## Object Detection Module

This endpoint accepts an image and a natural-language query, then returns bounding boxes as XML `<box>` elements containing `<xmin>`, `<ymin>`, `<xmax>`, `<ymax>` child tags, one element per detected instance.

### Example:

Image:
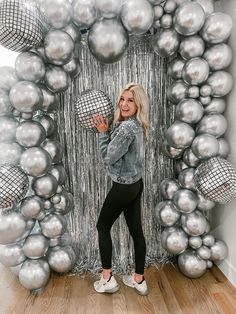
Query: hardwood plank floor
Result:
<box><xmin>0</xmin><ymin>263</ymin><xmax>236</xmax><ymax>314</ymax></box>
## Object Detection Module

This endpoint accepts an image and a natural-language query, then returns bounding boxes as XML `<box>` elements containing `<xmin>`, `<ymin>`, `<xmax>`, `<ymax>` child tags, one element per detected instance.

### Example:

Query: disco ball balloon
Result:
<box><xmin>194</xmin><ymin>157</ymin><xmax>236</xmax><ymax>203</ymax></box>
<box><xmin>75</xmin><ymin>89</ymin><xmax>113</xmax><ymax>131</ymax></box>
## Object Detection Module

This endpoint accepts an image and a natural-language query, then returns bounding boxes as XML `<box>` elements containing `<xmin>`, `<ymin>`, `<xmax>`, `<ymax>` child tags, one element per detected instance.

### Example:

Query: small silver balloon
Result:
<box><xmin>0</xmin><ymin>116</ymin><xmax>18</xmax><ymax>142</ymax></box>
<box><xmin>167</xmin><ymin>80</ymin><xmax>188</xmax><ymax>104</ymax></box>
<box><xmin>40</xmin><ymin>85</ymin><xmax>59</xmax><ymax>112</ymax></box>
<box><xmin>195</xmin><ymin>0</ymin><xmax>214</xmax><ymax>16</ymax></box>
<box><xmin>160</xmin><ymin>179</ymin><xmax>181</xmax><ymax>200</ymax></box>
<box><xmin>39</xmin><ymin>213</ymin><xmax>67</xmax><ymax>238</ymax></box>
<box><xmin>179</xmin><ymin>36</ymin><xmax>205</xmax><ymax>60</ymax></box>
<box><xmin>19</xmin><ymin>259</ymin><xmax>50</xmax><ymax>291</ymax></box>
<box><xmin>200</xmin><ymin>96</ymin><xmax>211</xmax><ymax>106</ymax></box>
<box><xmin>202</xmin><ymin>234</ymin><xmax>215</xmax><ymax>247</ymax></box>
<box><xmin>72</xmin><ymin>0</ymin><xmax>97</xmax><ymax>29</ymax></box>
<box><xmin>175</xmin><ymin>98</ymin><xmax>204</xmax><ymax>124</ymax></box>
<box><xmin>155</xmin><ymin>201</ymin><xmax>180</xmax><ymax>226</ymax></box>
<box><xmin>178</xmin><ymin>250</ymin><xmax>207</xmax><ymax>278</ymax></box>
<box><xmin>153</xmin><ymin>5</ymin><xmax>164</xmax><ymax>20</ymax></box>
<box><xmin>181</xmin><ymin>210</ymin><xmax>208</xmax><ymax>236</ymax></box>
<box><xmin>41</xmin><ymin>0</ymin><xmax>72</xmax><ymax>29</ymax></box>
<box><xmin>207</xmin><ymin>71</ymin><xmax>233</xmax><ymax>97</ymax></box>
<box><xmin>32</xmin><ymin>174</ymin><xmax>58</xmax><ymax>199</ymax></box>
<box><xmin>200</xmin><ymin>85</ymin><xmax>212</xmax><ymax>97</ymax></box>
<box><xmin>161</xmin><ymin>226</ymin><xmax>188</xmax><ymax>255</ymax></box>
<box><xmin>183</xmin><ymin>148</ymin><xmax>200</xmax><ymax>167</ymax></box>
<box><xmin>23</xmin><ymin>234</ymin><xmax>49</xmax><ymax>259</ymax></box>
<box><xmin>164</xmin><ymin>0</ymin><xmax>177</xmax><ymax>13</ymax></box>
<box><xmin>0</xmin><ymin>66</ymin><xmax>18</xmax><ymax>91</ymax></box>
<box><xmin>153</xmin><ymin>29</ymin><xmax>179</xmax><ymax>58</ymax></box>
<box><xmin>47</xmin><ymin>245</ymin><xmax>76</xmax><ymax>273</ymax></box>
<box><xmin>168</xmin><ymin>57</ymin><xmax>185</xmax><ymax>80</ymax></box>
<box><xmin>0</xmin><ymin>243</ymin><xmax>26</xmax><ymax>267</ymax></box>
<box><xmin>203</xmin><ymin>44</ymin><xmax>233</xmax><ymax>71</ymax></box>
<box><xmin>189</xmin><ymin>236</ymin><xmax>202</xmax><ymax>249</ymax></box>
<box><xmin>10</xmin><ymin>262</ymin><xmax>23</xmax><ymax>276</ymax></box>
<box><xmin>174</xmin><ymin>2</ymin><xmax>205</xmax><ymax>36</ymax></box>
<box><xmin>191</xmin><ymin>134</ymin><xmax>219</xmax><ymax>159</ymax></box>
<box><xmin>197</xmin><ymin>245</ymin><xmax>211</xmax><ymax>260</ymax></box>
<box><xmin>33</xmin><ymin>114</ymin><xmax>56</xmax><ymax>137</ymax></box>
<box><xmin>0</xmin><ymin>142</ymin><xmax>23</xmax><ymax>166</ymax></box>
<box><xmin>182</xmin><ymin>58</ymin><xmax>209</xmax><ymax>86</ymax></box>
<box><xmin>63</xmin><ymin>57</ymin><xmax>81</xmax><ymax>79</ymax></box>
<box><xmin>45</xmin><ymin>66</ymin><xmax>71</xmax><ymax>93</ymax></box>
<box><xmin>207</xmin><ymin>260</ymin><xmax>213</xmax><ymax>268</ymax></box>
<box><xmin>21</xmin><ymin>196</ymin><xmax>45</xmax><ymax>220</ymax></box>
<box><xmin>196</xmin><ymin>114</ymin><xmax>227</xmax><ymax>138</ymax></box>
<box><xmin>174</xmin><ymin>159</ymin><xmax>189</xmax><ymax>174</ymax></box>
<box><xmin>162</xmin><ymin>141</ymin><xmax>184</xmax><ymax>159</ymax></box>
<box><xmin>95</xmin><ymin>0</ymin><xmax>122</xmax><ymax>18</ymax></box>
<box><xmin>41</xmin><ymin>139</ymin><xmax>63</xmax><ymax>164</ymax></box>
<box><xmin>160</xmin><ymin>14</ymin><xmax>173</xmax><ymax>29</ymax></box>
<box><xmin>173</xmin><ymin>188</ymin><xmax>198</xmax><ymax>213</ymax></box>
<box><xmin>218</xmin><ymin>138</ymin><xmax>230</xmax><ymax>158</ymax></box>
<box><xmin>187</xmin><ymin>86</ymin><xmax>199</xmax><ymax>99</ymax></box>
<box><xmin>165</xmin><ymin>121</ymin><xmax>195</xmax><ymax>149</ymax></box>
<box><xmin>49</xmin><ymin>164</ymin><xmax>67</xmax><ymax>185</ymax></box>
<box><xmin>54</xmin><ymin>190</ymin><xmax>74</xmax><ymax>215</ymax></box>
<box><xmin>178</xmin><ymin>168</ymin><xmax>196</xmax><ymax>191</ymax></box>
<box><xmin>210</xmin><ymin>240</ymin><xmax>228</xmax><ymax>261</ymax></box>
<box><xmin>16</xmin><ymin>121</ymin><xmax>46</xmax><ymax>147</ymax></box>
<box><xmin>204</xmin><ymin>98</ymin><xmax>226</xmax><ymax>114</ymax></box>
<box><xmin>63</xmin><ymin>23</ymin><xmax>81</xmax><ymax>43</ymax></box>
<box><xmin>197</xmin><ymin>193</ymin><xmax>215</xmax><ymax>211</ymax></box>
<box><xmin>0</xmin><ymin>88</ymin><xmax>13</xmax><ymax>116</ymax></box>
<box><xmin>20</xmin><ymin>147</ymin><xmax>52</xmax><ymax>177</ymax></box>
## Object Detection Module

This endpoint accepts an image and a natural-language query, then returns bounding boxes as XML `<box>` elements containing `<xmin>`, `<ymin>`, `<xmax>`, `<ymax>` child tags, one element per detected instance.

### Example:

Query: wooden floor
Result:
<box><xmin>1</xmin><ymin>264</ymin><xmax>236</xmax><ymax>314</ymax></box>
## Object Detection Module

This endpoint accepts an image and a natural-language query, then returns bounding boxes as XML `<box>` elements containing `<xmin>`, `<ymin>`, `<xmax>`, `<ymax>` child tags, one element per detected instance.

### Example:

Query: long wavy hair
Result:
<box><xmin>113</xmin><ymin>83</ymin><xmax>149</xmax><ymax>140</ymax></box>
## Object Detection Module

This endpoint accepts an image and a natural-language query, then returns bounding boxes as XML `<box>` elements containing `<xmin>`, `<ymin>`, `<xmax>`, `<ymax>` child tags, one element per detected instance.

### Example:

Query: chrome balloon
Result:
<box><xmin>197</xmin><ymin>193</ymin><xmax>215</xmax><ymax>211</ymax></box>
<box><xmin>0</xmin><ymin>66</ymin><xmax>18</xmax><ymax>91</ymax></box>
<box><xmin>182</xmin><ymin>58</ymin><xmax>209</xmax><ymax>86</ymax></box>
<box><xmin>173</xmin><ymin>188</ymin><xmax>198</xmax><ymax>213</ymax></box>
<box><xmin>207</xmin><ymin>71</ymin><xmax>233</xmax><ymax>97</ymax></box>
<box><xmin>174</xmin><ymin>159</ymin><xmax>189</xmax><ymax>174</ymax></box>
<box><xmin>178</xmin><ymin>168</ymin><xmax>196</xmax><ymax>191</ymax></box>
<box><xmin>153</xmin><ymin>29</ymin><xmax>179</xmax><ymax>58</ymax></box>
<box><xmin>164</xmin><ymin>0</ymin><xmax>177</xmax><ymax>13</ymax></box>
<box><xmin>202</xmin><ymin>234</ymin><xmax>215</xmax><ymax>247</ymax></box>
<box><xmin>204</xmin><ymin>98</ymin><xmax>226</xmax><ymax>114</ymax></box>
<box><xmin>182</xmin><ymin>148</ymin><xmax>200</xmax><ymax>167</ymax></box>
<box><xmin>153</xmin><ymin>5</ymin><xmax>164</xmax><ymax>21</ymax></box>
<box><xmin>160</xmin><ymin>14</ymin><xmax>173</xmax><ymax>29</ymax></box>
<box><xmin>0</xmin><ymin>88</ymin><xmax>13</xmax><ymax>116</ymax></box>
<box><xmin>41</xmin><ymin>139</ymin><xmax>63</xmax><ymax>164</ymax></box>
<box><xmin>47</xmin><ymin>245</ymin><xmax>76</xmax><ymax>273</ymax></box>
<box><xmin>186</xmin><ymin>86</ymin><xmax>199</xmax><ymax>99</ymax></box>
<box><xmin>162</xmin><ymin>140</ymin><xmax>184</xmax><ymax>159</ymax></box>
<box><xmin>191</xmin><ymin>134</ymin><xmax>219</xmax><ymax>159</ymax></box>
<box><xmin>178</xmin><ymin>250</ymin><xmax>207</xmax><ymax>278</ymax></box>
<box><xmin>21</xmin><ymin>196</ymin><xmax>45</xmax><ymax>220</ymax></box>
<box><xmin>95</xmin><ymin>0</ymin><xmax>122</xmax><ymax>18</ymax></box>
<box><xmin>16</xmin><ymin>121</ymin><xmax>46</xmax><ymax>147</ymax></box>
<box><xmin>181</xmin><ymin>210</ymin><xmax>208</xmax><ymax>236</ymax></box>
<box><xmin>40</xmin><ymin>86</ymin><xmax>59</xmax><ymax>112</ymax></box>
<box><xmin>200</xmin><ymin>85</ymin><xmax>212</xmax><ymax>97</ymax></box>
<box><xmin>39</xmin><ymin>213</ymin><xmax>67</xmax><ymax>238</ymax></box>
<box><xmin>0</xmin><ymin>243</ymin><xmax>26</xmax><ymax>267</ymax></box>
<box><xmin>49</xmin><ymin>164</ymin><xmax>67</xmax><ymax>185</ymax></box>
<box><xmin>63</xmin><ymin>57</ymin><xmax>81</xmax><ymax>79</ymax></box>
<box><xmin>218</xmin><ymin>138</ymin><xmax>230</xmax><ymax>158</ymax></box>
<box><xmin>167</xmin><ymin>80</ymin><xmax>188</xmax><ymax>104</ymax></box>
<box><xmin>45</xmin><ymin>66</ymin><xmax>71</xmax><ymax>93</ymax></box>
<box><xmin>160</xmin><ymin>179</ymin><xmax>180</xmax><ymax>200</ymax></box>
<box><xmin>32</xmin><ymin>174</ymin><xmax>58</xmax><ymax>199</ymax></box>
<box><xmin>33</xmin><ymin>114</ymin><xmax>56</xmax><ymax>137</ymax></box>
<box><xmin>54</xmin><ymin>190</ymin><xmax>74</xmax><ymax>215</ymax></box>
<box><xmin>161</xmin><ymin>226</ymin><xmax>188</xmax><ymax>255</ymax></box>
<box><xmin>0</xmin><ymin>142</ymin><xmax>23</xmax><ymax>166</ymax></box>
<box><xmin>196</xmin><ymin>114</ymin><xmax>228</xmax><ymax>138</ymax></box>
<box><xmin>210</xmin><ymin>240</ymin><xmax>228</xmax><ymax>261</ymax></box>
<box><xmin>23</xmin><ymin>234</ymin><xmax>49</xmax><ymax>259</ymax></box>
<box><xmin>155</xmin><ymin>201</ymin><xmax>180</xmax><ymax>226</ymax></box>
<box><xmin>63</xmin><ymin>23</ymin><xmax>81</xmax><ymax>43</ymax></box>
<box><xmin>41</xmin><ymin>0</ymin><xmax>72</xmax><ymax>29</ymax></box>
<box><xmin>195</xmin><ymin>0</ymin><xmax>214</xmax><ymax>16</ymax></box>
<box><xmin>165</xmin><ymin>121</ymin><xmax>195</xmax><ymax>149</ymax></box>
<box><xmin>189</xmin><ymin>236</ymin><xmax>202</xmax><ymax>249</ymax></box>
<box><xmin>168</xmin><ymin>57</ymin><xmax>185</xmax><ymax>80</ymax></box>
<box><xmin>0</xmin><ymin>116</ymin><xmax>18</xmax><ymax>142</ymax></box>
<box><xmin>72</xmin><ymin>0</ymin><xmax>97</xmax><ymax>29</ymax></box>
<box><xmin>175</xmin><ymin>98</ymin><xmax>204</xmax><ymax>124</ymax></box>
<box><xmin>197</xmin><ymin>245</ymin><xmax>211</xmax><ymax>260</ymax></box>
<box><xmin>203</xmin><ymin>44</ymin><xmax>233</xmax><ymax>71</ymax></box>
<box><xmin>179</xmin><ymin>36</ymin><xmax>205</xmax><ymax>60</ymax></box>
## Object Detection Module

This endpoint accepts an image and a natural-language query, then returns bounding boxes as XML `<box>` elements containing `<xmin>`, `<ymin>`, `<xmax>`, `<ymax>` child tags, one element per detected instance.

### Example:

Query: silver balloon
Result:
<box><xmin>9</xmin><ymin>81</ymin><xmax>43</xmax><ymax>113</ymax></box>
<box><xmin>88</xmin><ymin>19</ymin><xmax>129</xmax><ymax>64</ymax></box>
<box><xmin>201</xmin><ymin>13</ymin><xmax>233</xmax><ymax>44</ymax></box>
<box><xmin>49</xmin><ymin>237</ymin><xmax>60</xmax><ymax>247</ymax></box>
<box><xmin>196</xmin><ymin>114</ymin><xmax>227</xmax><ymax>138</ymax></box>
<box><xmin>174</xmin><ymin>0</ymin><xmax>191</xmax><ymax>6</ymax></box>
<box><xmin>168</xmin><ymin>57</ymin><xmax>185</xmax><ymax>80</ymax></box>
<box><xmin>10</xmin><ymin>262</ymin><xmax>23</xmax><ymax>276</ymax></box>
<box><xmin>63</xmin><ymin>23</ymin><xmax>81</xmax><ymax>43</ymax></box>
<box><xmin>41</xmin><ymin>139</ymin><xmax>63</xmax><ymax>164</ymax></box>
<box><xmin>40</xmin><ymin>85</ymin><xmax>59</xmax><ymax>112</ymax></box>
<box><xmin>218</xmin><ymin>138</ymin><xmax>230</xmax><ymax>158</ymax></box>
<box><xmin>47</xmin><ymin>245</ymin><xmax>76</xmax><ymax>273</ymax></box>
<box><xmin>54</xmin><ymin>190</ymin><xmax>74</xmax><ymax>215</ymax></box>
<box><xmin>45</xmin><ymin>65</ymin><xmax>71</xmax><ymax>93</ymax></box>
<box><xmin>181</xmin><ymin>210</ymin><xmax>208</xmax><ymax>236</ymax></box>
<box><xmin>199</xmin><ymin>96</ymin><xmax>211</xmax><ymax>106</ymax></box>
<box><xmin>63</xmin><ymin>57</ymin><xmax>81</xmax><ymax>79</ymax></box>
<box><xmin>210</xmin><ymin>240</ymin><xmax>228</xmax><ymax>261</ymax></box>
<box><xmin>0</xmin><ymin>142</ymin><xmax>23</xmax><ymax>166</ymax></box>
<box><xmin>161</xmin><ymin>226</ymin><xmax>188</xmax><ymax>255</ymax></box>
<box><xmin>51</xmin><ymin>194</ymin><xmax>61</xmax><ymax>205</ymax></box>
<box><xmin>202</xmin><ymin>234</ymin><xmax>215</xmax><ymax>247</ymax></box>
<box><xmin>0</xmin><ymin>66</ymin><xmax>18</xmax><ymax>91</ymax></box>
<box><xmin>207</xmin><ymin>260</ymin><xmax>213</xmax><ymax>268</ymax></box>
<box><xmin>164</xmin><ymin>0</ymin><xmax>177</xmax><ymax>13</ymax></box>
<box><xmin>41</xmin><ymin>0</ymin><xmax>72</xmax><ymax>29</ymax></box>
<box><xmin>167</xmin><ymin>80</ymin><xmax>188</xmax><ymax>104</ymax></box>
<box><xmin>174</xmin><ymin>2</ymin><xmax>205</xmax><ymax>36</ymax></box>
<box><xmin>44</xmin><ymin>30</ymin><xmax>74</xmax><ymax>66</ymax></box>
<box><xmin>39</xmin><ymin>213</ymin><xmax>67</xmax><ymax>238</ymax></box>
<box><xmin>178</xmin><ymin>168</ymin><xmax>196</xmax><ymax>191</ymax></box>
<box><xmin>19</xmin><ymin>259</ymin><xmax>50</xmax><ymax>290</ymax></box>
<box><xmin>189</xmin><ymin>236</ymin><xmax>202</xmax><ymax>249</ymax></box>
<box><xmin>121</xmin><ymin>0</ymin><xmax>154</xmax><ymax>35</ymax></box>
<box><xmin>20</xmin><ymin>147</ymin><xmax>52</xmax><ymax>177</ymax></box>
<box><xmin>155</xmin><ymin>201</ymin><xmax>180</xmax><ymax>226</ymax></box>
<box><xmin>173</xmin><ymin>189</ymin><xmax>198</xmax><ymax>213</ymax></box>
<box><xmin>200</xmin><ymin>85</ymin><xmax>212</xmax><ymax>97</ymax></box>
<box><xmin>195</xmin><ymin>0</ymin><xmax>214</xmax><ymax>16</ymax></box>
<box><xmin>162</xmin><ymin>141</ymin><xmax>184</xmax><ymax>159</ymax></box>
<box><xmin>197</xmin><ymin>193</ymin><xmax>215</xmax><ymax>211</ymax></box>
<box><xmin>32</xmin><ymin>174</ymin><xmax>58</xmax><ymax>199</ymax></box>
<box><xmin>15</xmin><ymin>52</ymin><xmax>45</xmax><ymax>83</ymax></box>
<box><xmin>16</xmin><ymin>121</ymin><xmax>46</xmax><ymax>147</ymax></box>
<box><xmin>0</xmin><ymin>88</ymin><xmax>13</xmax><ymax>116</ymax></box>
<box><xmin>165</xmin><ymin>121</ymin><xmax>195</xmax><ymax>149</ymax></box>
<box><xmin>0</xmin><ymin>116</ymin><xmax>18</xmax><ymax>142</ymax></box>
<box><xmin>21</xmin><ymin>196</ymin><xmax>45</xmax><ymax>220</ymax></box>
<box><xmin>23</xmin><ymin>234</ymin><xmax>49</xmax><ymax>259</ymax></box>
<box><xmin>178</xmin><ymin>250</ymin><xmax>207</xmax><ymax>278</ymax></box>
<box><xmin>153</xmin><ymin>29</ymin><xmax>179</xmax><ymax>58</ymax></box>
<box><xmin>147</xmin><ymin>0</ymin><xmax>162</xmax><ymax>4</ymax></box>
<box><xmin>191</xmin><ymin>134</ymin><xmax>219</xmax><ymax>159</ymax></box>
<box><xmin>49</xmin><ymin>164</ymin><xmax>67</xmax><ymax>185</ymax></box>
<box><xmin>179</xmin><ymin>36</ymin><xmax>205</xmax><ymax>60</ymax></box>
<box><xmin>182</xmin><ymin>58</ymin><xmax>209</xmax><ymax>86</ymax></box>
<box><xmin>0</xmin><ymin>243</ymin><xmax>26</xmax><ymax>267</ymax></box>
<box><xmin>183</xmin><ymin>148</ymin><xmax>200</xmax><ymax>167</ymax></box>
<box><xmin>95</xmin><ymin>0</ymin><xmax>122</xmax><ymax>18</ymax></box>
<box><xmin>175</xmin><ymin>98</ymin><xmax>204</xmax><ymax>124</ymax></box>
<box><xmin>160</xmin><ymin>14</ymin><xmax>173</xmax><ymax>29</ymax></box>
<box><xmin>207</xmin><ymin>71</ymin><xmax>233</xmax><ymax>97</ymax></box>
<box><xmin>174</xmin><ymin>159</ymin><xmax>189</xmax><ymax>174</ymax></box>
<box><xmin>203</xmin><ymin>44</ymin><xmax>232</xmax><ymax>71</ymax></box>
<box><xmin>0</xmin><ymin>212</ymin><xmax>34</xmax><ymax>245</ymax></box>
<box><xmin>197</xmin><ymin>245</ymin><xmax>211</xmax><ymax>260</ymax></box>
<box><xmin>72</xmin><ymin>0</ymin><xmax>97</xmax><ymax>29</ymax></box>
<box><xmin>33</xmin><ymin>114</ymin><xmax>56</xmax><ymax>137</ymax></box>
<box><xmin>153</xmin><ymin>5</ymin><xmax>164</xmax><ymax>20</ymax></box>
<box><xmin>160</xmin><ymin>179</ymin><xmax>180</xmax><ymax>200</ymax></box>
<box><xmin>186</xmin><ymin>86</ymin><xmax>199</xmax><ymax>99</ymax></box>
<box><xmin>59</xmin><ymin>232</ymin><xmax>73</xmax><ymax>247</ymax></box>
<box><xmin>204</xmin><ymin>98</ymin><xmax>226</xmax><ymax>114</ymax></box>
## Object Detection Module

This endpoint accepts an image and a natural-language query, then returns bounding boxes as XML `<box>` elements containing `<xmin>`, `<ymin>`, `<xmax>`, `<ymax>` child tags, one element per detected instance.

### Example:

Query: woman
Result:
<box><xmin>92</xmin><ymin>83</ymin><xmax>149</xmax><ymax>296</ymax></box>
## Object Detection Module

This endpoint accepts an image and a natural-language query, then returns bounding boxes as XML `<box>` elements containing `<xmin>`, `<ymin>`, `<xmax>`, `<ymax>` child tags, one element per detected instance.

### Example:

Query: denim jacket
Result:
<box><xmin>99</xmin><ymin>117</ymin><xmax>145</xmax><ymax>184</ymax></box>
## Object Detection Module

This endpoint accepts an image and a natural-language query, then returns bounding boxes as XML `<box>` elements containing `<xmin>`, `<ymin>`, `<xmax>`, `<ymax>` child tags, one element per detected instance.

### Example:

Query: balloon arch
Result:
<box><xmin>0</xmin><ymin>0</ymin><xmax>236</xmax><ymax>291</ymax></box>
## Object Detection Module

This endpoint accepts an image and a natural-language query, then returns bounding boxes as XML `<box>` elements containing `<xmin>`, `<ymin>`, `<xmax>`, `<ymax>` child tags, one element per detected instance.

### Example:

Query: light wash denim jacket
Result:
<box><xmin>99</xmin><ymin>117</ymin><xmax>145</xmax><ymax>184</ymax></box>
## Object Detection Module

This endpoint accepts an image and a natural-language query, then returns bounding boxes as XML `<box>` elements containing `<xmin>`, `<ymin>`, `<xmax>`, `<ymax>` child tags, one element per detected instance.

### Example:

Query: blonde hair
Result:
<box><xmin>113</xmin><ymin>83</ymin><xmax>149</xmax><ymax>139</ymax></box>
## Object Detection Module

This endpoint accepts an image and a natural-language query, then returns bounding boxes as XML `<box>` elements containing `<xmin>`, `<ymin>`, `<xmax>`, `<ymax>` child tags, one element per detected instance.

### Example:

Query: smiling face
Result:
<box><xmin>119</xmin><ymin>90</ymin><xmax>137</xmax><ymax>119</ymax></box>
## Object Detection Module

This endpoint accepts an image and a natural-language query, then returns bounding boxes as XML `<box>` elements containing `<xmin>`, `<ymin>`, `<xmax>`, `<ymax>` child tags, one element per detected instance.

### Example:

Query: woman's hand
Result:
<box><xmin>92</xmin><ymin>114</ymin><xmax>109</xmax><ymax>133</ymax></box>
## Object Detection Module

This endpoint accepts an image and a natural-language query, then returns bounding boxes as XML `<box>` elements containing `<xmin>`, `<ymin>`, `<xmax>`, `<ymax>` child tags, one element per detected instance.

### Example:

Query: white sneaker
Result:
<box><xmin>122</xmin><ymin>274</ymin><xmax>148</xmax><ymax>296</ymax></box>
<box><xmin>94</xmin><ymin>274</ymin><xmax>120</xmax><ymax>293</ymax></box>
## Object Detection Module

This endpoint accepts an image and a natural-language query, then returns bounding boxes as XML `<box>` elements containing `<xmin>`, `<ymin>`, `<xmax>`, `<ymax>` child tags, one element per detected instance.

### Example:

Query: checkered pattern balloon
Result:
<box><xmin>75</xmin><ymin>89</ymin><xmax>113</xmax><ymax>131</ymax></box>
<box><xmin>0</xmin><ymin>165</ymin><xmax>29</xmax><ymax>210</ymax></box>
<box><xmin>0</xmin><ymin>0</ymin><xmax>47</xmax><ymax>52</ymax></box>
<box><xmin>194</xmin><ymin>157</ymin><xmax>236</xmax><ymax>204</ymax></box>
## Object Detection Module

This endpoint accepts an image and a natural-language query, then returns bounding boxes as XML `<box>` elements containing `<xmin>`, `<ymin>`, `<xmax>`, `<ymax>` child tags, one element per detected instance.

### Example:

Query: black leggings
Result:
<box><xmin>96</xmin><ymin>178</ymin><xmax>146</xmax><ymax>275</ymax></box>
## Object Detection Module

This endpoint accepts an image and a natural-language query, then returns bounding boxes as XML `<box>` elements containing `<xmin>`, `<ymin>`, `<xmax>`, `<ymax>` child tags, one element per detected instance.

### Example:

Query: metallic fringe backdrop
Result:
<box><xmin>55</xmin><ymin>34</ymin><xmax>175</xmax><ymax>275</ymax></box>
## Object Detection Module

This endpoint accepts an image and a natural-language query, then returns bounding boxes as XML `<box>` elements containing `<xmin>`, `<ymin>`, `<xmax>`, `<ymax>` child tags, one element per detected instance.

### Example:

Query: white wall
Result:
<box><xmin>211</xmin><ymin>0</ymin><xmax>236</xmax><ymax>288</ymax></box>
<box><xmin>0</xmin><ymin>46</ymin><xmax>18</xmax><ymax>67</ymax></box>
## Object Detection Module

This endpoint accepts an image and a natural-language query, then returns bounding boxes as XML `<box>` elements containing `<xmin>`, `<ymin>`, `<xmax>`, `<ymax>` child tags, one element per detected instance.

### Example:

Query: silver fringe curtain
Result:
<box><xmin>55</xmin><ymin>34</ymin><xmax>175</xmax><ymax>275</ymax></box>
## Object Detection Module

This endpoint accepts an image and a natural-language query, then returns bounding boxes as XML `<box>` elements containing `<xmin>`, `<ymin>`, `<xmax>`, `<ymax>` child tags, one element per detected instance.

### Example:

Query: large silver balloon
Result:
<box><xmin>218</xmin><ymin>138</ymin><xmax>230</xmax><ymax>158</ymax></box>
<box><xmin>54</xmin><ymin>190</ymin><xmax>74</xmax><ymax>215</ymax></box>
<box><xmin>161</xmin><ymin>226</ymin><xmax>188</xmax><ymax>255</ymax></box>
<box><xmin>88</xmin><ymin>19</ymin><xmax>128</xmax><ymax>64</ymax></box>
<box><xmin>189</xmin><ymin>236</ymin><xmax>202</xmax><ymax>249</ymax></box>
<box><xmin>160</xmin><ymin>179</ymin><xmax>180</xmax><ymax>200</ymax></box>
<box><xmin>0</xmin><ymin>116</ymin><xmax>18</xmax><ymax>142</ymax></box>
<box><xmin>155</xmin><ymin>201</ymin><xmax>180</xmax><ymax>227</ymax></box>
<box><xmin>167</xmin><ymin>80</ymin><xmax>188</xmax><ymax>104</ymax></box>
<box><xmin>196</xmin><ymin>114</ymin><xmax>228</xmax><ymax>138</ymax></box>
<box><xmin>72</xmin><ymin>0</ymin><xmax>97</xmax><ymax>29</ymax></box>
<box><xmin>202</xmin><ymin>234</ymin><xmax>215</xmax><ymax>247</ymax></box>
<box><xmin>174</xmin><ymin>2</ymin><xmax>205</xmax><ymax>36</ymax></box>
<box><xmin>0</xmin><ymin>142</ymin><xmax>23</xmax><ymax>165</ymax></box>
<box><xmin>41</xmin><ymin>139</ymin><xmax>63</xmax><ymax>164</ymax></box>
<box><xmin>23</xmin><ymin>234</ymin><xmax>49</xmax><ymax>259</ymax></box>
<box><xmin>19</xmin><ymin>259</ymin><xmax>50</xmax><ymax>291</ymax></box>
<box><xmin>20</xmin><ymin>147</ymin><xmax>52</xmax><ymax>177</ymax></box>
<box><xmin>9</xmin><ymin>81</ymin><xmax>43</xmax><ymax>113</ymax></box>
<box><xmin>16</xmin><ymin>121</ymin><xmax>46</xmax><ymax>147</ymax></box>
<box><xmin>21</xmin><ymin>196</ymin><xmax>45</xmax><ymax>220</ymax></box>
<box><xmin>165</xmin><ymin>121</ymin><xmax>195</xmax><ymax>149</ymax></box>
<box><xmin>204</xmin><ymin>98</ymin><xmax>226</xmax><ymax>114</ymax></box>
<box><xmin>197</xmin><ymin>193</ymin><xmax>215</xmax><ymax>211</ymax></box>
<box><xmin>49</xmin><ymin>164</ymin><xmax>67</xmax><ymax>185</ymax></box>
<box><xmin>167</xmin><ymin>57</ymin><xmax>185</xmax><ymax>80</ymax></box>
<box><xmin>0</xmin><ymin>66</ymin><xmax>18</xmax><ymax>91</ymax></box>
<box><xmin>0</xmin><ymin>88</ymin><xmax>13</xmax><ymax>116</ymax></box>
<box><xmin>121</xmin><ymin>0</ymin><xmax>154</xmax><ymax>35</ymax></box>
<box><xmin>0</xmin><ymin>243</ymin><xmax>26</xmax><ymax>267</ymax></box>
<box><xmin>32</xmin><ymin>174</ymin><xmax>58</xmax><ymax>199</ymax></box>
<box><xmin>201</xmin><ymin>13</ymin><xmax>233</xmax><ymax>44</ymax></box>
<box><xmin>0</xmin><ymin>212</ymin><xmax>34</xmax><ymax>245</ymax></box>
<box><xmin>207</xmin><ymin>71</ymin><xmax>233</xmax><ymax>97</ymax></box>
<box><xmin>39</xmin><ymin>213</ymin><xmax>67</xmax><ymax>238</ymax></box>
<box><xmin>47</xmin><ymin>245</ymin><xmax>76</xmax><ymax>273</ymax></box>
<box><xmin>173</xmin><ymin>188</ymin><xmax>198</xmax><ymax>213</ymax></box>
<box><xmin>153</xmin><ymin>29</ymin><xmax>179</xmax><ymax>58</ymax></box>
<box><xmin>40</xmin><ymin>86</ymin><xmax>59</xmax><ymax>112</ymax></box>
<box><xmin>182</xmin><ymin>148</ymin><xmax>200</xmax><ymax>167</ymax></box>
<box><xmin>175</xmin><ymin>98</ymin><xmax>203</xmax><ymax>124</ymax></box>
<box><xmin>203</xmin><ymin>44</ymin><xmax>232</xmax><ymax>71</ymax></box>
<box><xmin>178</xmin><ymin>168</ymin><xmax>196</xmax><ymax>191</ymax></box>
<box><xmin>15</xmin><ymin>52</ymin><xmax>45</xmax><ymax>83</ymax></box>
<box><xmin>210</xmin><ymin>240</ymin><xmax>228</xmax><ymax>261</ymax></box>
<box><xmin>182</xmin><ymin>58</ymin><xmax>209</xmax><ymax>86</ymax></box>
<box><xmin>181</xmin><ymin>210</ymin><xmax>208</xmax><ymax>236</ymax></box>
<box><xmin>33</xmin><ymin>114</ymin><xmax>56</xmax><ymax>137</ymax></box>
<box><xmin>179</xmin><ymin>36</ymin><xmax>205</xmax><ymax>60</ymax></box>
<box><xmin>191</xmin><ymin>134</ymin><xmax>219</xmax><ymax>159</ymax></box>
<box><xmin>44</xmin><ymin>30</ymin><xmax>74</xmax><ymax>66</ymax></box>
<box><xmin>45</xmin><ymin>65</ymin><xmax>71</xmax><ymax>93</ymax></box>
<box><xmin>41</xmin><ymin>0</ymin><xmax>72</xmax><ymax>29</ymax></box>
<box><xmin>195</xmin><ymin>0</ymin><xmax>214</xmax><ymax>16</ymax></box>
<box><xmin>95</xmin><ymin>0</ymin><xmax>122</xmax><ymax>18</ymax></box>
<box><xmin>162</xmin><ymin>141</ymin><xmax>184</xmax><ymax>159</ymax></box>
<box><xmin>178</xmin><ymin>250</ymin><xmax>207</xmax><ymax>278</ymax></box>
